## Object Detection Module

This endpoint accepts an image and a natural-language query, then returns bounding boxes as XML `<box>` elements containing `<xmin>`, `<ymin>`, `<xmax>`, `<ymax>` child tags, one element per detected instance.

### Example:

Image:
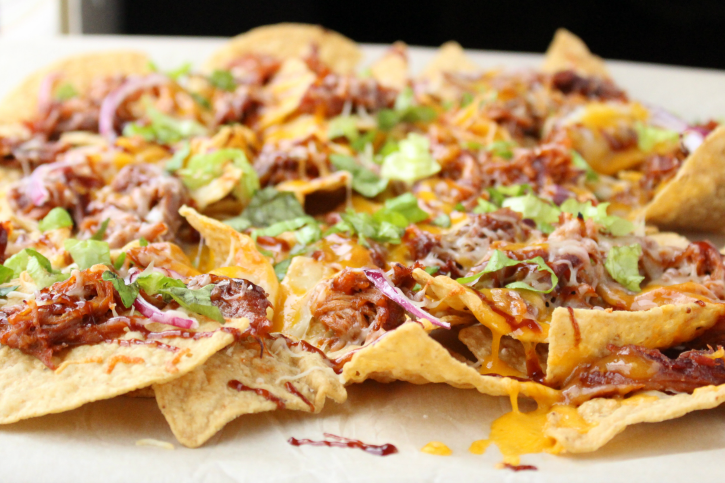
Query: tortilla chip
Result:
<box><xmin>0</xmin><ymin>51</ymin><xmax>149</xmax><ymax>124</ymax></box>
<box><xmin>546</xmin><ymin>302</ymin><xmax>725</xmax><ymax>385</ymax></box>
<box><xmin>258</xmin><ymin>58</ymin><xmax>317</xmax><ymax>130</ymax></box>
<box><xmin>203</xmin><ymin>23</ymin><xmax>362</xmax><ymax>75</ymax></box>
<box><xmin>370</xmin><ymin>42</ymin><xmax>409</xmax><ymax>91</ymax></box>
<box><xmin>541</xmin><ymin>29</ymin><xmax>609</xmax><ymax>78</ymax></box>
<box><xmin>273</xmin><ymin>256</ymin><xmax>335</xmax><ymax>336</ymax></box>
<box><xmin>154</xmin><ymin>335</ymin><xmax>346</xmax><ymax>448</ymax></box>
<box><xmin>418</xmin><ymin>42</ymin><xmax>479</xmax><ymax>101</ymax></box>
<box><xmin>342</xmin><ymin>322</ymin><xmax>558</xmax><ymax>401</ymax></box>
<box><xmin>180</xmin><ymin>206</ymin><xmax>279</xmax><ymax>308</ymax></box>
<box><xmin>412</xmin><ymin>269</ymin><xmax>548</xmax><ymax>343</ymax></box>
<box><xmin>546</xmin><ymin>385</ymin><xmax>725</xmax><ymax>453</ymax></box>
<box><xmin>459</xmin><ymin>324</ymin><xmax>547</xmax><ymax>376</ymax></box>
<box><xmin>419</xmin><ymin>41</ymin><xmax>479</xmax><ymax>81</ymax></box>
<box><xmin>0</xmin><ymin>298</ymin><xmax>249</xmax><ymax>423</ymax></box>
<box><xmin>644</xmin><ymin>125</ymin><xmax>725</xmax><ymax>232</ymax></box>
<box><xmin>276</xmin><ymin>171</ymin><xmax>351</xmax><ymax>205</ymax></box>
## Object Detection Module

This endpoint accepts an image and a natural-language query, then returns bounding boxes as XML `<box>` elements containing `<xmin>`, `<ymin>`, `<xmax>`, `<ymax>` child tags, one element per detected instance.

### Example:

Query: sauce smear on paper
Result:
<box><xmin>288</xmin><ymin>433</ymin><xmax>398</xmax><ymax>456</ymax></box>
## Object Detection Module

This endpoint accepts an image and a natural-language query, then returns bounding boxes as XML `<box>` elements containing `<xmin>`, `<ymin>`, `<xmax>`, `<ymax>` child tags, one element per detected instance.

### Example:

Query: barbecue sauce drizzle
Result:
<box><xmin>228</xmin><ymin>379</ymin><xmax>286</xmax><ymax>409</ymax></box>
<box><xmin>288</xmin><ymin>433</ymin><xmax>398</xmax><ymax>456</ymax></box>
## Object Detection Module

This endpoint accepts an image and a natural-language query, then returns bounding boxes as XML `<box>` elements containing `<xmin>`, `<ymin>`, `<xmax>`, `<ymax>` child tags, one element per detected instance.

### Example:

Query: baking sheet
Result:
<box><xmin>1</xmin><ymin>35</ymin><xmax>725</xmax><ymax>483</ymax></box>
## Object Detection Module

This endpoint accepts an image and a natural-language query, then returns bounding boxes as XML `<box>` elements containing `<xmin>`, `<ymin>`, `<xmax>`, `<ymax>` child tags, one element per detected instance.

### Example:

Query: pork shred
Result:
<box><xmin>638</xmin><ymin>152</ymin><xmax>686</xmax><ymax>202</ymax></box>
<box><xmin>426</xmin><ymin>208</ymin><xmax>538</xmax><ymax>277</ymax></box>
<box><xmin>187</xmin><ymin>274</ymin><xmax>272</xmax><ymax>335</ymax></box>
<box><xmin>8</xmin><ymin>159</ymin><xmax>104</xmax><ymax>221</ymax></box>
<box><xmin>550</xmin><ymin>70</ymin><xmax>627</xmax><ymax>102</ymax></box>
<box><xmin>311</xmin><ymin>268</ymin><xmax>406</xmax><ymax>350</ymax></box>
<box><xmin>0</xmin><ymin>268</ymin><xmax>128</xmax><ymax>369</ymax></box>
<box><xmin>562</xmin><ymin>344</ymin><xmax>725</xmax><ymax>405</ymax></box>
<box><xmin>298</xmin><ymin>74</ymin><xmax>398</xmax><ymax>117</ymax></box>
<box><xmin>254</xmin><ymin>138</ymin><xmax>327</xmax><ymax>186</ymax></box>
<box><xmin>78</xmin><ymin>163</ymin><xmax>190</xmax><ymax>248</ymax></box>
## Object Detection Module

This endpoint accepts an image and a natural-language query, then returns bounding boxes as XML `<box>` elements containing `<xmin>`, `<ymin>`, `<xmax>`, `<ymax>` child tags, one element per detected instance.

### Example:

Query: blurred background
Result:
<box><xmin>2</xmin><ymin>0</ymin><xmax>724</xmax><ymax>69</ymax></box>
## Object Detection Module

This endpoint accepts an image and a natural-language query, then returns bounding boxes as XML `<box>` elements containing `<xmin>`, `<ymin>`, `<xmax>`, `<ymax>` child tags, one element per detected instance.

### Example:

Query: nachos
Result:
<box><xmin>0</xmin><ymin>23</ymin><xmax>724</xmax><ymax>466</ymax></box>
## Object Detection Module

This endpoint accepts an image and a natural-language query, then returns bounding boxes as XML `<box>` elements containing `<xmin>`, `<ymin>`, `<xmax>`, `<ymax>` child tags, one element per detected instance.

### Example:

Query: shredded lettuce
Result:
<box><xmin>502</xmin><ymin>194</ymin><xmax>561</xmax><ymax>233</ymax></box>
<box><xmin>64</xmin><ymin>239</ymin><xmax>112</xmax><ymax>270</ymax></box>
<box><xmin>570</xmin><ymin>150</ymin><xmax>599</xmax><ymax>181</ymax></box>
<box><xmin>326</xmin><ymin>193</ymin><xmax>428</xmax><ymax>245</ymax></box>
<box><xmin>102</xmin><ymin>271</ymin><xmax>139</xmax><ymax>308</ymax></box>
<box><xmin>473</xmin><ymin>198</ymin><xmax>498</xmax><ymax>214</ymax></box>
<box><xmin>274</xmin><ymin>258</ymin><xmax>293</xmax><ymax>282</ymax></box>
<box><xmin>431</xmin><ymin>214</ymin><xmax>451</xmax><ymax>228</ymax></box>
<box><xmin>160</xmin><ymin>285</ymin><xmax>225</xmax><ymax>323</ymax></box>
<box><xmin>377</xmin><ymin>87</ymin><xmax>437</xmax><ymax>131</ymax></box>
<box><xmin>560</xmin><ymin>199</ymin><xmax>634</xmax><ymax>236</ymax></box>
<box><xmin>136</xmin><ymin>270</ymin><xmax>186</xmax><ymax>297</ymax></box>
<box><xmin>0</xmin><ymin>285</ymin><xmax>19</xmax><ymax>298</ymax></box>
<box><xmin>486</xmin><ymin>140</ymin><xmax>515</xmax><ymax>160</ymax></box>
<box><xmin>113</xmin><ymin>252</ymin><xmax>127</xmax><ymax>271</ymax></box>
<box><xmin>327</xmin><ymin>116</ymin><xmax>359</xmax><ymax>142</ymax></box>
<box><xmin>38</xmin><ymin>207</ymin><xmax>73</xmax><ymax>232</ymax></box>
<box><xmin>634</xmin><ymin>122</ymin><xmax>679</xmax><ymax>153</ymax></box>
<box><xmin>226</xmin><ymin>187</ymin><xmax>306</xmax><ymax>229</ymax></box>
<box><xmin>0</xmin><ymin>265</ymin><xmax>13</xmax><ymax>284</ymax></box>
<box><xmin>123</xmin><ymin>105</ymin><xmax>207</xmax><ymax>144</ymax></box>
<box><xmin>253</xmin><ymin>215</ymin><xmax>321</xmax><ymax>247</ymax></box>
<box><xmin>487</xmin><ymin>184</ymin><xmax>531</xmax><ymax>206</ymax></box>
<box><xmin>605</xmin><ymin>244</ymin><xmax>644</xmax><ymax>292</ymax></box>
<box><xmin>457</xmin><ymin>249</ymin><xmax>558</xmax><ymax>293</ymax></box>
<box><xmin>179</xmin><ymin>148</ymin><xmax>259</xmax><ymax>202</ymax></box>
<box><xmin>54</xmin><ymin>83</ymin><xmax>78</xmax><ymax>101</ymax></box>
<box><xmin>165</xmin><ymin>141</ymin><xmax>190</xmax><ymax>172</ymax></box>
<box><xmin>208</xmin><ymin>69</ymin><xmax>236</xmax><ymax>91</ymax></box>
<box><xmin>329</xmin><ymin>153</ymin><xmax>388</xmax><ymax>198</ymax></box>
<box><xmin>381</xmin><ymin>133</ymin><xmax>441</xmax><ymax>183</ymax></box>
<box><xmin>91</xmin><ymin>218</ymin><xmax>110</xmax><ymax>241</ymax></box>
<box><xmin>4</xmin><ymin>249</ymin><xmax>68</xmax><ymax>288</ymax></box>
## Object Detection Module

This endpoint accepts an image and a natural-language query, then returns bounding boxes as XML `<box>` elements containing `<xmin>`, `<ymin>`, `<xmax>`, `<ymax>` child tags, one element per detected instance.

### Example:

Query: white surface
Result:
<box><xmin>1</xmin><ymin>35</ymin><xmax>725</xmax><ymax>483</ymax></box>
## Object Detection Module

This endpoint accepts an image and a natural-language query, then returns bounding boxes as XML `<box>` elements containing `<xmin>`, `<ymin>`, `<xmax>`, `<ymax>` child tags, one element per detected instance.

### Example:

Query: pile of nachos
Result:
<box><xmin>1</xmin><ymin>24</ymin><xmax>725</xmax><ymax>465</ymax></box>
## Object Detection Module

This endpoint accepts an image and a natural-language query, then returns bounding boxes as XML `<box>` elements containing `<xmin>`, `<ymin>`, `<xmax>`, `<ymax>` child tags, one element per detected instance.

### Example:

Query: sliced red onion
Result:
<box><xmin>37</xmin><ymin>73</ymin><xmax>59</xmax><ymax>116</ymax></box>
<box><xmin>646</xmin><ymin>104</ymin><xmax>709</xmax><ymax>153</ymax></box>
<box><xmin>682</xmin><ymin>130</ymin><xmax>705</xmax><ymax>153</ymax></box>
<box><xmin>133</xmin><ymin>295</ymin><xmax>198</xmax><ymax>330</ymax></box>
<box><xmin>99</xmin><ymin>73</ymin><xmax>168</xmax><ymax>141</ymax></box>
<box><xmin>363</xmin><ymin>268</ymin><xmax>450</xmax><ymax>329</ymax></box>
<box><xmin>26</xmin><ymin>159</ymin><xmax>75</xmax><ymax>206</ymax></box>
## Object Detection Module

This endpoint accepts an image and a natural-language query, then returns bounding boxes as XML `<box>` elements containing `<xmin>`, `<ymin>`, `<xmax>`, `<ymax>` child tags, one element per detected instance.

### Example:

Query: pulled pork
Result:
<box><xmin>562</xmin><ymin>344</ymin><xmax>725</xmax><ymax>404</ymax></box>
<box><xmin>310</xmin><ymin>268</ymin><xmax>407</xmax><ymax>351</ymax></box>
<box><xmin>8</xmin><ymin>158</ymin><xmax>104</xmax><ymax>221</ymax></box>
<box><xmin>254</xmin><ymin>137</ymin><xmax>329</xmax><ymax>186</ymax></box>
<box><xmin>79</xmin><ymin>163</ymin><xmax>190</xmax><ymax>248</ymax></box>
<box><xmin>549</xmin><ymin>70</ymin><xmax>627</xmax><ymax>102</ymax></box>
<box><xmin>187</xmin><ymin>273</ymin><xmax>272</xmax><ymax>335</ymax></box>
<box><xmin>0</xmin><ymin>268</ymin><xmax>127</xmax><ymax>369</ymax></box>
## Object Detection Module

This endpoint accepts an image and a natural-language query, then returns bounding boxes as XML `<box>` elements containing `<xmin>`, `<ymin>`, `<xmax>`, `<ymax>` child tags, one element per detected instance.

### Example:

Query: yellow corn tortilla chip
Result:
<box><xmin>419</xmin><ymin>41</ymin><xmax>479</xmax><ymax>81</ymax></box>
<box><xmin>276</xmin><ymin>171</ymin><xmax>351</xmax><ymax>205</ymax></box>
<box><xmin>369</xmin><ymin>42</ymin><xmax>409</xmax><ymax>91</ymax></box>
<box><xmin>541</xmin><ymin>28</ymin><xmax>609</xmax><ymax>78</ymax></box>
<box><xmin>0</xmin><ymin>51</ymin><xmax>150</xmax><ymax>124</ymax></box>
<box><xmin>342</xmin><ymin>322</ymin><xmax>558</xmax><ymax>401</ymax></box>
<box><xmin>0</xmin><ymin>286</ymin><xmax>250</xmax><ymax>423</ymax></box>
<box><xmin>546</xmin><ymin>385</ymin><xmax>725</xmax><ymax>453</ymax></box>
<box><xmin>546</xmin><ymin>302</ymin><xmax>725</xmax><ymax>385</ymax></box>
<box><xmin>154</xmin><ymin>335</ymin><xmax>346</xmax><ymax>447</ymax></box>
<box><xmin>258</xmin><ymin>57</ymin><xmax>317</xmax><ymax>130</ymax></box>
<box><xmin>459</xmin><ymin>324</ymin><xmax>547</xmax><ymax>376</ymax></box>
<box><xmin>643</xmin><ymin>125</ymin><xmax>725</xmax><ymax>232</ymax></box>
<box><xmin>418</xmin><ymin>42</ymin><xmax>480</xmax><ymax>101</ymax></box>
<box><xmin>180</xmin><ymin>206</ymin><xmax>279</xmax><ymax>307</ymax></box>
<box><xmin>273</xmin><ymin>256</ymin><xmax>335</xmax><ymax>336</ymax></box>
<box><xmin>412</xmin><ymin>269</ymin><xmax>548</xmax><ymax>343</ymax></box>
<box><xmin>203</xmin><ymin>23</ymin><xmax>362</xmax><ymax>75</ymax></box>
